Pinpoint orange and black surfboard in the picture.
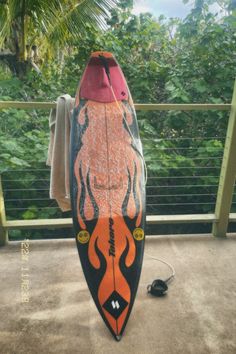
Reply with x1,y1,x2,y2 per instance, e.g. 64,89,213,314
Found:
70,51,146,341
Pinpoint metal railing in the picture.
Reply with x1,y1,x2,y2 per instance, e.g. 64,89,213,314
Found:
0,80,236,245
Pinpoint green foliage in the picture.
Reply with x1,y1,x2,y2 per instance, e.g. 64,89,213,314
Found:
0,0,236,237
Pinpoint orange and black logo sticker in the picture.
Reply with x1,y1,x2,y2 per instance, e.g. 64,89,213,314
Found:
133,228,144,241
77,230,90,244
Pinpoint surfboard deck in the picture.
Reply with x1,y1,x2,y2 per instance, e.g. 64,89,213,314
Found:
70,51,146,340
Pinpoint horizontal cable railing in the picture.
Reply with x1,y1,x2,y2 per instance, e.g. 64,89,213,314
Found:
0,101,232,111
0,133,224,215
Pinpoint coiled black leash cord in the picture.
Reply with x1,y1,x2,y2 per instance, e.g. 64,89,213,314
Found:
146,254,175,297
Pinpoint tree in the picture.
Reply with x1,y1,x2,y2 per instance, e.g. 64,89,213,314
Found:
0,0,119,75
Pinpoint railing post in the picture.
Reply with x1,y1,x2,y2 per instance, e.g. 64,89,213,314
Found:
0,175,8,246
212,80,236,237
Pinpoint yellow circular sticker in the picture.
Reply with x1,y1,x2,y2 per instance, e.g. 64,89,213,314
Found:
133,228,145,241
77,230,90,244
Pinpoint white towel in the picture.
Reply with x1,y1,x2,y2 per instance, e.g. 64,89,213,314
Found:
47,94,75,211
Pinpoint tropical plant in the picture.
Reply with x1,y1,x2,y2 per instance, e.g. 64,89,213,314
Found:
0,0,119,75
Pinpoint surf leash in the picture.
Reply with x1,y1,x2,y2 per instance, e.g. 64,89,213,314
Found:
146,254,175,297
109,80,175,297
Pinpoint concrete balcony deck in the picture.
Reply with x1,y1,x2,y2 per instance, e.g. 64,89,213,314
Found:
1,234,236,354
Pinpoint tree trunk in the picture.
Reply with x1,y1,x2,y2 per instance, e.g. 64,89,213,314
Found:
20,0,26,61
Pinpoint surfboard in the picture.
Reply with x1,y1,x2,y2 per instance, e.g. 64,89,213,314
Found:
70,51,146,341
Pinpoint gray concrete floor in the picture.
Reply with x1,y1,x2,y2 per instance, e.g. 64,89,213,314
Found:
1,234,236,354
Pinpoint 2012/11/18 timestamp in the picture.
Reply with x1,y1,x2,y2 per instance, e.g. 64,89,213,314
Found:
21,239,30,303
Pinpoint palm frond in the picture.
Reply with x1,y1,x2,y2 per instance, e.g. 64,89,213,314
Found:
42,0,119,43
0,0,119,57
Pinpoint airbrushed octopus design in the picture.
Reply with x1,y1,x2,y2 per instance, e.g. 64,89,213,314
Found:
74,99,144,335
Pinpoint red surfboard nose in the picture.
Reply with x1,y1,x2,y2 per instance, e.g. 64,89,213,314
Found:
79,53,129,103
